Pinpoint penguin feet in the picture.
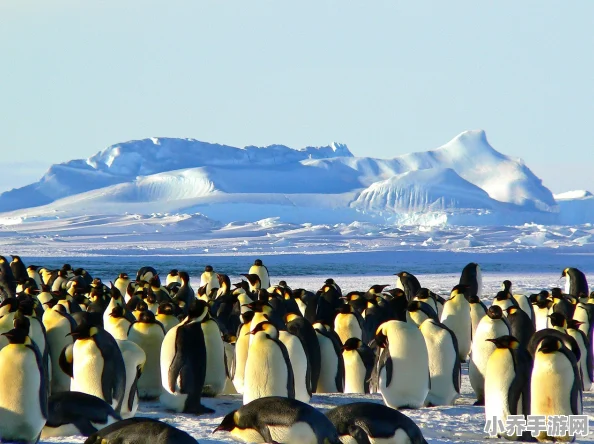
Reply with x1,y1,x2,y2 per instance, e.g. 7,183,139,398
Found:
472,399,485,406
183,404,215,415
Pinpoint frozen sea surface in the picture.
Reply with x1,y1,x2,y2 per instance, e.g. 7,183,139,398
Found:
40,273,594,444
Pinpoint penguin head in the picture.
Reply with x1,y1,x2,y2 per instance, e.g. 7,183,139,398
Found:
68,322,98,340
118,273,129,280
495,291,510,301
138,310,156,324
254,259,263,266
407,301,437,321
187,299,209,321
278,280,287,288
337,303,352,314
486,335,520,350
178,272,190,284
415,288,431,300
217,273,229,287
486,305,504,320
110,305,125,319
241,311,255,324
568,319,583,330
468,295,481,304
538,337,562,354
2,323,30,344
241,273,261,288
342,337,363,351
204,265,214,273
450,284,469,298
249,321,278,338
168,269,179,277
10,255,21,263
157,302,175,316
17,298,35,316
214,410,239,433
561,268,569,278
548,312,567,328
551,288,564,299
110,284,123,300
284,313,301,324
57,269,67,278
243,300,272,314
502,280,512,291
531,292,552,309
149,275,161,288
375,325,389,348
505,306,519,316
27,265,39,272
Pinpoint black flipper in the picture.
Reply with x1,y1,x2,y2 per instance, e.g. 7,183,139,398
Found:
347,424,372,444
26,342,48,419
73,418,99,436
93,331,126,413
59,343,74,378
128,365,142,412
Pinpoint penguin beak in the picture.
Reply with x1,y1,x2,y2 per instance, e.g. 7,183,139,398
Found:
485,338,497,343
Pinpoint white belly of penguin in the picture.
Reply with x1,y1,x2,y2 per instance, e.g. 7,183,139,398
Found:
269,423,318,444
531,353,575,417
421,320,458,406
0,346,45,442
243,333,289,404
343,350,366,394
279,331,310,402
159,324,188,412
315,332,339,393
202,320,226,397
296,299,308,317
335,314,362,344
440,299,471,360
128,325,164,398
485,349,517,424
72,339,108,404
534,307,550,331
233,324,252,394
370,430,414,444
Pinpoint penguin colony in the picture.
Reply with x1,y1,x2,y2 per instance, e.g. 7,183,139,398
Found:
0,255,591,443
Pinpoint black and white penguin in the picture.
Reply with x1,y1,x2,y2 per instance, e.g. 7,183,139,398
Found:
419,318,461,406
172,271,195,316
200,308,227,397
243,321,295,404
200,265,220,296
505,305,535,350
484,335,533,441
459,262,482,298
468,294,487,340
249,259,270,289
531,291,552,331
42,302,76,394
214,396,341,444
0,319,47,443
41,392,121,438
567,319,593,392
334,303,363,344
440,284,472,361
527,313,582,363
341,338,374,394
551,287,576,320
127,310,165,399
372,320,429,409
279,327,312,403
10,254,28,283
406,300,438,326
413,288,440,316
492,290,517,312
84,417,197,444
531,337,582,442
312,321,344,394
326,402,428,444
59,316,126,412
135,266,157,284
562,267,589,300
155,302,180,333
159,299,214,414
105,305,133,340
285,313,321,396
232,311,255,395
469,305,511,405
165,269,182,286
114,338,146,419
113,273,131,303
395,271,421,301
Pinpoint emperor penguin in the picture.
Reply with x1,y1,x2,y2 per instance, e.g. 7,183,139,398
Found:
243,321,295,405
551,287,576,320
531,337,582,442
104,305,133,340
285,313,321,395
413,288,440,316
114,273,131,302
312,321,344,393
567,319,593,392
573,301,594,346
0,319,47,444
27,265,43,290
493,290,517,312
200,265,220,295
51,269,69,293
419,318,461,406
127,310,165,399
159,299,214,414
469,295,487,339
10,254,28,283
279,328,312,403
527,313,582,362
84,417,197,444
562,267,589,300
372,320,430,409
249,258,270,289
165,269,182,286
341,337,374,394
505,305,535,349
214,396,341,444
200,308,227,397
333,303,363,344
155,302,180,333
326,402,428,444
469,305,511,405
440,284,472,361
41,391,121,438
532,291,552,331
114,338,146,419
395,271,421,301
172,271,194,316
484,335,533,441
42,302,76,394
406,300,438,326
59,317,126,412
232,311,255,394
135,266,157,284
459,262,482,298
513,293,535,321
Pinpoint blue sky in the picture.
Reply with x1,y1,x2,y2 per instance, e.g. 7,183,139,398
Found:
1,1,593,194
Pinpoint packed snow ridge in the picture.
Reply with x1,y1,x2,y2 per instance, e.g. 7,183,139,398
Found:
0,130,591,226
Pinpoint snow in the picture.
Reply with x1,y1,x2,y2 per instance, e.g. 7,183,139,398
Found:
554,190,594,201
0,130,581,226
37,272,594,444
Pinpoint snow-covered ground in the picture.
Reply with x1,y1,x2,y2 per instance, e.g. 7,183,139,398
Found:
39,272,594,444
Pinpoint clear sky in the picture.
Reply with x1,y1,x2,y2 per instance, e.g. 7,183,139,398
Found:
1,1,593,194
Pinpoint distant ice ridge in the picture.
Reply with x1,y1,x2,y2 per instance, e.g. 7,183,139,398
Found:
0,130,591,226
